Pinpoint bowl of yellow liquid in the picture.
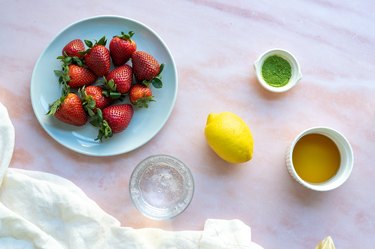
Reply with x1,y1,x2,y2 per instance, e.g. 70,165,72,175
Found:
286,127,353,191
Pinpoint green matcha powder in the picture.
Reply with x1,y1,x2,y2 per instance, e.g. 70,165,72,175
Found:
261,55,292,87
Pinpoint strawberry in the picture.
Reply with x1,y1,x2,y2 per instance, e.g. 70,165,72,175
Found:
47,93,87,126
83,36,111,77
131,51,164,88
109,31,137,66
94,104,134,141
103,104,134,133
105,65,133,94
79,86,112,116
62,39,85,58
129,84,154,108
55,64,97,89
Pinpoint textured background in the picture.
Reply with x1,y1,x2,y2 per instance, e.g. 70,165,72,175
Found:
1,1,374,248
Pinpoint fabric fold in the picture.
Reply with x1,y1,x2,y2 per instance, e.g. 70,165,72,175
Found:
0,103,15,187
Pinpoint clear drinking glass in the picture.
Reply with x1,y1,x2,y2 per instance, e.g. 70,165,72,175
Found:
129,154,194,220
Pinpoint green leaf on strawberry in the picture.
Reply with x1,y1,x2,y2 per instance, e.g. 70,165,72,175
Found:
101,78,124,100
151,78,162,88
90,108,104,128
57,52,84,67
78,86,96,117
85,36,107,48
115,31,135,40
97,120,113,141
142,63,164,88
84,40,93,48
158,63,164,74
102,79,120,99
54,65,70,93
97,36,107,46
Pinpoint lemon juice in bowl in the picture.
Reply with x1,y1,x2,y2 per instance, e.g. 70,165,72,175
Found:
286,127,353,191
292,133,340,183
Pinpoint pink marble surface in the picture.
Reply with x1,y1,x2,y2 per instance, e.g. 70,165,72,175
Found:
1,0,374,248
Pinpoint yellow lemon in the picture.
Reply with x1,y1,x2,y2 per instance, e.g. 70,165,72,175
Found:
315,236,335,249
204,112,254,163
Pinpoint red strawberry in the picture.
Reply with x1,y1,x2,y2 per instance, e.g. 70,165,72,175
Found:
129,84,154,108
83,37,111,77
109,31,137,66
55,64,97,88
47,93,87,126
62,39,85,58
131,51,164,88
80,86,112,113
95,104,134,140
105,65,133,94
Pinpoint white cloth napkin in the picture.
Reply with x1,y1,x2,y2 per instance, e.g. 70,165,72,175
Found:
0,103,264,249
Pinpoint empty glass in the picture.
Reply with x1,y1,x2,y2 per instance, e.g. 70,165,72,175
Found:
129,154,194,220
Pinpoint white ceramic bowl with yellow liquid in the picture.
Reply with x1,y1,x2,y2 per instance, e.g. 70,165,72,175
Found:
286,127,354,191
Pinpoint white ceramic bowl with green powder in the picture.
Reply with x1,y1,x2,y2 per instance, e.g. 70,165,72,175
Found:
254,49,302,93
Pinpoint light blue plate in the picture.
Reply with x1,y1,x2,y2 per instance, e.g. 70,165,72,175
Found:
30,16,178,156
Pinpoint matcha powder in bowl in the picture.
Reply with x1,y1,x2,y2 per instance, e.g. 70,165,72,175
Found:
261,55,291,87
254,49,302,93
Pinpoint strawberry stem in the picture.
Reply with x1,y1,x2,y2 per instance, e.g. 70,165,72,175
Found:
87,108,113,141
54,64,71,94
95,118,113,141
102,78,123,99
82,36,106,55
116,31,135,40
46,92,68,116
97,120,113,141
78,86,97,117
58,52,84,66
46,98,62,116
109,92,122,99
133,96,155,108
89,108,103,127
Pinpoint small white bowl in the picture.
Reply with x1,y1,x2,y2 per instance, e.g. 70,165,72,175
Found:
286,127,354,191
254,48,302,93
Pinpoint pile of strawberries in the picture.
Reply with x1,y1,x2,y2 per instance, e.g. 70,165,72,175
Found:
47,31,164,141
